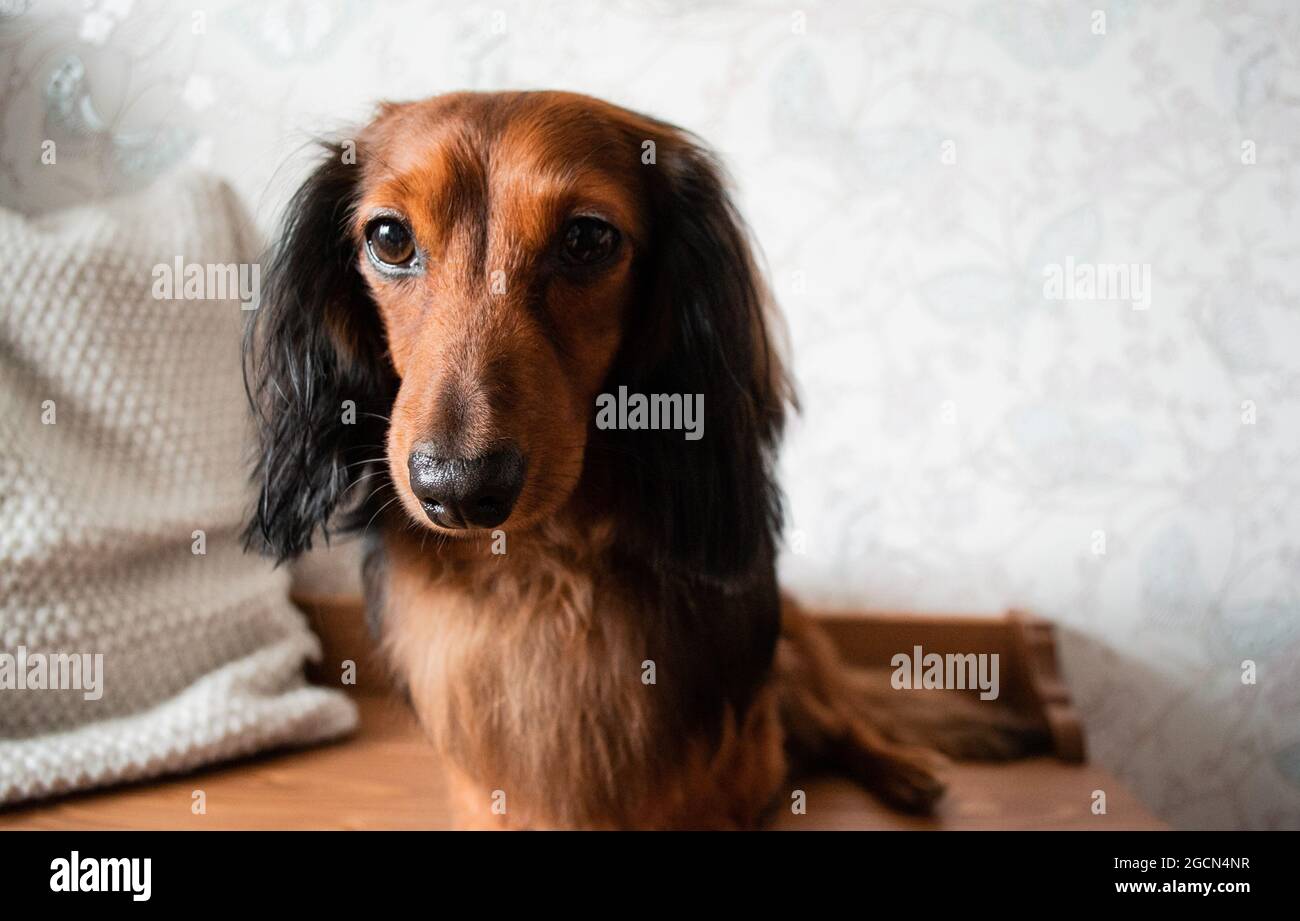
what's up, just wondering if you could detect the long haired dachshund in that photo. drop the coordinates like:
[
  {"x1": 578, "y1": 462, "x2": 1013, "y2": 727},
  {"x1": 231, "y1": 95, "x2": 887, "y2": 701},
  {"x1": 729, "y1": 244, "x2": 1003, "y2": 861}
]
[{"x1": 244, "y1": 91, "x2": 1042, "y2": 829}]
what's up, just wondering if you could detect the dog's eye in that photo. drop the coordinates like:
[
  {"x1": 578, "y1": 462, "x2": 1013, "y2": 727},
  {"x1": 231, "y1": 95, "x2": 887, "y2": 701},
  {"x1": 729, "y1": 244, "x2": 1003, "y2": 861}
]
[
  {"x1": 561, "y1": 217, "x2": 619, "y2": 267},
  {"x1": 365, "y1": 218, "x2": 416, "y2": 268}
]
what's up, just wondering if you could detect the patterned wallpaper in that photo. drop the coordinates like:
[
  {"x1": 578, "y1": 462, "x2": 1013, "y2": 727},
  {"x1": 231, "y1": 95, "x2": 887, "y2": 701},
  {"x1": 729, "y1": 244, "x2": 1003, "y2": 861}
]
[{"x1": 1, "y1": 0, "x2": 1298, "y2": 829}]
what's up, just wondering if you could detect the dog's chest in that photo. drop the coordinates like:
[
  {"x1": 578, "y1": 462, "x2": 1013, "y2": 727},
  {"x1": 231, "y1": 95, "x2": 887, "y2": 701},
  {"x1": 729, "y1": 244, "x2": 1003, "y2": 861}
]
[
  {"x1": 374, "y1": 533, "x2": 686, "y2": 821},
  {"x1": 368, "y1": 527, "x2": 783, "y2": 826}
]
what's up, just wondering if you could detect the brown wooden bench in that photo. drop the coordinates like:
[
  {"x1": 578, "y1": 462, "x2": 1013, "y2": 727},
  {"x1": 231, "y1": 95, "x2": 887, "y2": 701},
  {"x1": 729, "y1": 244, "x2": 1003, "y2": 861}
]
[{"x1": 0, "y1": 598, "x2": 1164, "y2": 830}]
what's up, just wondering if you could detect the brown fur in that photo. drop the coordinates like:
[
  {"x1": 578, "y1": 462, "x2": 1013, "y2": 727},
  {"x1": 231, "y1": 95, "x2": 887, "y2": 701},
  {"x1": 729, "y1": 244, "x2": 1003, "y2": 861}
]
[
  {"x1": 246, "y1": 91, "x2": 1045, "y2": 829},
  {"x1": 379, "y1": 524, "x2": 791, "y2": 829}
]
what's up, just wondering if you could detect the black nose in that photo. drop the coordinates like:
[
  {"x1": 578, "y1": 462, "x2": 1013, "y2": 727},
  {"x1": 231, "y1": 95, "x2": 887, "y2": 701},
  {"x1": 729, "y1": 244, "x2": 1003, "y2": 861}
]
[{"x1": 407, "y1": 444, "x2": 526, "y2": 529}]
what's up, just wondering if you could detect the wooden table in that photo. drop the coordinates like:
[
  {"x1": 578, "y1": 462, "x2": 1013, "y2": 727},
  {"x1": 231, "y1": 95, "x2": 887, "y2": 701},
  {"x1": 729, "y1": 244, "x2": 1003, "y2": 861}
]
[
  {"x1": 0, "y1": 603, "x2": 1165, "y2": 830},
  {"x1": 0, "y1": 693, "x2": 1162, "y2": 830}
]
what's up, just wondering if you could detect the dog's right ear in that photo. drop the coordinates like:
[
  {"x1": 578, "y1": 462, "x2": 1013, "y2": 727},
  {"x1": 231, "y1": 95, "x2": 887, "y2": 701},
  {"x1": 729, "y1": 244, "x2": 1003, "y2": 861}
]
[{"x1": 242, "y1": 142, "x2": 397, "y2": 562}]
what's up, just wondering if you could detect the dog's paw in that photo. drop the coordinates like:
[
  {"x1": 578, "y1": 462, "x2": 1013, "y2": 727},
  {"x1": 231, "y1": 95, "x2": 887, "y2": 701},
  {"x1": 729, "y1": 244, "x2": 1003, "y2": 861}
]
[
  {"x1": 837, "y1": 724, "x2": 948, "y2": 814},
  {"x1": 873, "y1": 749, "x2": 948, "y2": 814}
]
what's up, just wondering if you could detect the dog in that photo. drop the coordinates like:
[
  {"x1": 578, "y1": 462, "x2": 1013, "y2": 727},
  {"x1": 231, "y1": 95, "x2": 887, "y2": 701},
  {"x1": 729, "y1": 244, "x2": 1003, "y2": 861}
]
[{"x1": 243, "y1": 91, "x2": 1044, "y2": 829}]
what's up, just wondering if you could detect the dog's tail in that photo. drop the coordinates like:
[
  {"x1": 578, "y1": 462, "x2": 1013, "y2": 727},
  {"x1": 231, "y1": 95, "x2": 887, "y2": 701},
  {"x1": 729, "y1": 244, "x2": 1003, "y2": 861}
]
[{"x1": 774, "y1": 597, "x2": 1051, "y2": 813}]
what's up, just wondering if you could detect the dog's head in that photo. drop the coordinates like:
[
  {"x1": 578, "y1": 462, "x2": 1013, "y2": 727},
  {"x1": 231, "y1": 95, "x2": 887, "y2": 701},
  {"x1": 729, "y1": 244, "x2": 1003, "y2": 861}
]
[{"x1": 245, "y1": 91, "x2": 789, "y2": 583}]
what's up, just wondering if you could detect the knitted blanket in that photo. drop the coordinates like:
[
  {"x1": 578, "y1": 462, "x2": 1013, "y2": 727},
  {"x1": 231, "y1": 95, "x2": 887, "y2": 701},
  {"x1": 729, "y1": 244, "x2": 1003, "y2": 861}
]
[{"x1": 0, "y1": 173, "x2": 357, "y2": 806}]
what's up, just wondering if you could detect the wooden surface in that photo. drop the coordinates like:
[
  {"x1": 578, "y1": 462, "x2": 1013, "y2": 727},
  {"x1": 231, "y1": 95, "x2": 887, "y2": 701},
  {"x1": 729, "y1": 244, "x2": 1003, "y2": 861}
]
[
  {"x1": 0, "y1": 601, "x2": 1165, "y2": 830},
  {"x1": 812, "y1": 608, "x2": 1087, "y2": 762},
  {"x1": 0, "y1": 693, "x2": 1163, "y2": 830}
]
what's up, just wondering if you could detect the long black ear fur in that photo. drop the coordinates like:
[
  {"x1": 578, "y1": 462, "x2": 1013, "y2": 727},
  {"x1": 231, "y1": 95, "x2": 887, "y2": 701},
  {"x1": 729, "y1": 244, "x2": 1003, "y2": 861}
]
[
  {"x1": 604, "y1": 133, "x2": 791, "y2": 588},
  {"x1": 242, "y1": 143, "x2": 397, "y2": 561}
]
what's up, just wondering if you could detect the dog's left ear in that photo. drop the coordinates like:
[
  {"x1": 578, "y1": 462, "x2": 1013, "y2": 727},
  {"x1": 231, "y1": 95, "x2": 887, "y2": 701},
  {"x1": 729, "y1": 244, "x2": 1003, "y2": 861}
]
[
  {"x1": 605, "y1": 130, "x2": 792, "y2": 586},
  {"x1": 242, "y1": 142, "x2": 397, "y2": 561}
]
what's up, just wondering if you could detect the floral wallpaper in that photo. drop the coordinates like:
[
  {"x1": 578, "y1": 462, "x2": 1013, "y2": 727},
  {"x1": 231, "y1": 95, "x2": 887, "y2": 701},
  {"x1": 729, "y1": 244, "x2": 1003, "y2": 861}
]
[{"x1": 1, "y1": 0, "x2": 1298, "y2": 829}]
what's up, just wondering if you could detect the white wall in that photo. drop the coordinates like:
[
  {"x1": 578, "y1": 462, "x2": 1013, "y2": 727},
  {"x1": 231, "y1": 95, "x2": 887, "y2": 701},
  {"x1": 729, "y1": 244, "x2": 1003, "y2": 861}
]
[{"x1": 3, "y1": 0, "x2": 1298, "y2": 829}]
